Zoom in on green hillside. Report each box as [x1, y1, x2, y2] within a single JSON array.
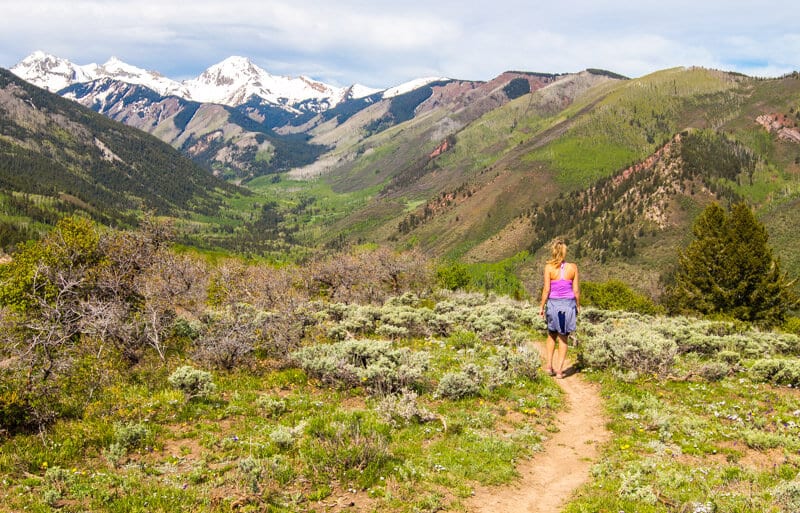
[[272, 68, 800, 297], [0, 69, 244, 250]]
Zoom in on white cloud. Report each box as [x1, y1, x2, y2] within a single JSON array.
[[2, 0, 797, 88]]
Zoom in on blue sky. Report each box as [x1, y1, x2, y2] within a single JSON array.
[[2, 0, 798, 89]]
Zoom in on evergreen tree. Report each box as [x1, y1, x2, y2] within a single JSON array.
[[663, 202, 796, 324]]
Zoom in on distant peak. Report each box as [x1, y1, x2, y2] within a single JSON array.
[[21, 50, 62, 64], [215, 56, 255, 68]]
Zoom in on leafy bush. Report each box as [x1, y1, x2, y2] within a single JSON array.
[[270, 424, 302, 450], [291, 339, 429, 395], [485, 345, 541, 389], [106, 422, 150, 466], [436, 364, 483, 399], [782, 316, 800, 336], [256, 396, 287, 418], [446, 330, 481, 350], [0, 385, 29, 433], [168, 365, 216, 399], [750, 359, 800, 386], [436, 261, 471, 291], [697, 361, 731, 381], [582, 280, 660, 315], [376, 389, 437, 427], [579, 319, 678, 377]]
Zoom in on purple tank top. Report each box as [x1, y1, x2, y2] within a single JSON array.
[[549, 262, 575, 299]]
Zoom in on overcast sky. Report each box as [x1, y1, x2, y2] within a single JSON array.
[[2, 0, 798, 89]]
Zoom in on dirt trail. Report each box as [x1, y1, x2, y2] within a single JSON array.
[[466, 342, 611, 513]]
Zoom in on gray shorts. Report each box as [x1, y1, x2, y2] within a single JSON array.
[[546, 298, 577, 335]]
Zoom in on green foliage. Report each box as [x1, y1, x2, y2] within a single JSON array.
[[106, 422, 150, 466], [376, 389, 438, 427], [0, 69, 236, 227], [436, 364, 483, 399], [662, 202, 798, 325], [0, 384, 29, 433], [300, 410, 394, 488], [578, 312, 678, 377], [291, 339, 429, 396], [436, 261, 471, 291], [502, 78, 531, 100], [750, 359, 800, 386], [463, 253, 530, 299], [167, 366, 217, 400], [581, 279, 660, 315], [0, 215, 100, 311]]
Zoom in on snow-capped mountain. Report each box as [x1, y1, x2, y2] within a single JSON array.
[[185, 56, 340, 111], [383, 77, 450, 98], [10, 51, 95, 92], [11, 51, 188, 97], [11, 51, 380, 112]]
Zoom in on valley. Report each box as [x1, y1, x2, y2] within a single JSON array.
[[2, 51, 800, 513]]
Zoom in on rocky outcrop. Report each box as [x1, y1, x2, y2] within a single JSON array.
[[756, 113, 800, 143]]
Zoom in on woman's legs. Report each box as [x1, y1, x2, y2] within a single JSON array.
[[545, 331, 557, 375], [555, 333, 569, 378]]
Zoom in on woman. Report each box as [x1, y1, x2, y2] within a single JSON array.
[[539, 239, 580, 379]]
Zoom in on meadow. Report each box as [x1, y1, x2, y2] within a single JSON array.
[[1, 218, 798, 512]]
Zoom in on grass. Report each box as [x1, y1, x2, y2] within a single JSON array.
[[0, 292, 563, 513], [568, 371, 800, 512], [4, 291, 800, 512], [563, 308, 800, 512]]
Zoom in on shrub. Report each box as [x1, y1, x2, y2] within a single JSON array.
[[192, 306, 258, 370], [270, 425, 299, 450], [171, 317, 201, 339], [256, 396, 287, 418], [43, 466, 74, 503], [436, 262, 471, 291], [291, 339, 429, 396], [579, 319, 678, 377], [697, 361, 731, 381], [0, 385, 30, 433], [485, 345, 541, 389], [717, 350, 741, 365], [376, 389, 437, 427], [300, 411, 392, 488], [106, 422, 150, 466], [168, 365, 216, 400], [436, 364, 483, 399], [237, 456, 263, 494], [582, 280, 660, 315], [782, 316, 800, 336], [618, 466, 658, 505], [750, 359, 800, 386], [446, 330, 481, 350], [772, 478, 800, 513]]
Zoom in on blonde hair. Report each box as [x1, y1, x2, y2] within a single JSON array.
[[546, 238, 567, 266]]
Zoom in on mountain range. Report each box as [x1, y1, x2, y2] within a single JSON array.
[[11, 51, 386, 110], [9, 52, 555, 180], [4, 51, 800, 298]]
